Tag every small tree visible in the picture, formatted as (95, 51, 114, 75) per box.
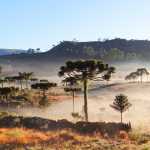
(24, 72, 34, 89)
(64, 87, 81, 113)
(136, 68, 149, 83)
(0, 87, 19, 102)
(0, 79, 6, 88)
(63, 77, 81, 113)
(5, 77, 15, 87)
(18, 72, 34, 89)
(17, 73, 25, 90)
(36, 48, 40, 53)
(110, 94, 132, 123)
(30, 78, 39, 83)
(125, 75, 132, 82)
(125, 72, 138, 82)
(31, 82, 57, 106)
(40, 79, 49, 83)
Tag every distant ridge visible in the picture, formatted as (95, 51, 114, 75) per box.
(45, 38, 150, 60)
(1, 38, 150, 62)
(0, 48, 26, 56)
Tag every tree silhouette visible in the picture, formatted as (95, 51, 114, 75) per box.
(17, 73, 25, 90)
(146, 70, 150, 81)
(30, 78, 38, 82)
(136, 68, 149, 83)
(36, 48, 40, 53)
(58, 60, 115, 121)
(40, 79, 49, 83)
(5, 77, 15, 87)
(31, 82, 57, 106)
(0, 87, 19, 102)
(21, 72, 34, 89)
(125, 75, 132, 82)
(63, 77, 81, 113)
(30, 78, 39, 85)
(125, 72, 138, 82)
(110, 94, 132, 123)
(125, 68, 150, 83)
(0, 79, 6, 88)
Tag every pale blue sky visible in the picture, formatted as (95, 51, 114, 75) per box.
(0, 0, 150, 51)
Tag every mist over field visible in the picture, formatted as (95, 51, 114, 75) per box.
(1, 60, 150, 130)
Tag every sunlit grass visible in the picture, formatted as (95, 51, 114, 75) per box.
(0, 128, 96, 145)
(0, 127, 150, 149)
(0, 128, 49, 144)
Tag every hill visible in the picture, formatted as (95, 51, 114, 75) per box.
(1, 38, 150, 62)
(45, 38, 150, 61)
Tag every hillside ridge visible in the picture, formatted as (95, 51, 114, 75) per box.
(1, 38, 150, 62)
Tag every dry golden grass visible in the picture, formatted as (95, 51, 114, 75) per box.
(0, 128, 99, 145)
(1, 128, 150, 149)
(0, 128, 50, 144)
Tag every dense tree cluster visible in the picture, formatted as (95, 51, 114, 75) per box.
(0, 67, 57, 107)
(0, 87, 19, 101)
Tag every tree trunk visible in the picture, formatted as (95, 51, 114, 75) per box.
(83, 79, 88, 122)
(121, 112, 123, 123)
(72, 91, 75, 113)
(140, 75, 142, 83)
(26, 79, 28, 89)
(1, 82, 3, 88)
(20, 80, 23, 90)
(43, 89, 46, 98)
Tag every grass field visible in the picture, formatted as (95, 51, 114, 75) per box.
(0, 128, 150, 150)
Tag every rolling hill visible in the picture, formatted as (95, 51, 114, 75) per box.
(45, 38, 150, 61)
(1, 38, 150, 62)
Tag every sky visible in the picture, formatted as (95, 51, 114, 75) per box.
(0, 0, 150, 51)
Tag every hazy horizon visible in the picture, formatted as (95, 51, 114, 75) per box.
(1, 37, 150, 52)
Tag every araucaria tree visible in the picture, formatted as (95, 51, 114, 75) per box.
(125, 72, 138, 82)
(31, 82, 57, 106)
(19, 72, 34, 89)
(63, 77, 81, 113)
(136, 68, 149, 83)
(125, 68, 149, 83)
(58, 60, 115, 121)
(17, 73, 25, 90)
(110, 94, 132, 123)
